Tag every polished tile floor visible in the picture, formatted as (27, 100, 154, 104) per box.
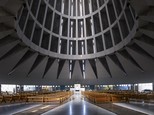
(0, 94, 154, 115)
(114, 102, 154, 115)
(42, 94, 116, 115)
(0, 103, 41, 115)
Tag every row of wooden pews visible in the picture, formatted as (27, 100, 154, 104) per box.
(82, 90, 154, 104)
(0, 91, 73, 104)
(27, 91, 72, 103)
(82, 91, 127, 103)
(101, 90, 154, 103)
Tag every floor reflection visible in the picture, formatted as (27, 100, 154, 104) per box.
(0, 103, 40, 115)
(42, 93, 116, 115)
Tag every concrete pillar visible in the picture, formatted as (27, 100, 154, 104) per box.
(19, 85, 24, 92)
(0, 84, 1, 93)
(35, 85, 42, 92)
(134, 84, 138, 91)
(90, 85, 94, 90)
(60, 85, 65, 90)
(130, 84, 134, 91)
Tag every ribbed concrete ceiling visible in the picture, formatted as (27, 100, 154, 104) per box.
(0, 0, 154, 85)
(17, 0, 137, 60)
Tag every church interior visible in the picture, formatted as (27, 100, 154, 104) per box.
(0, 0, 154, 114)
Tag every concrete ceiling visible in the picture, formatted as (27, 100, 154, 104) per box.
(0, 0, 154, 85)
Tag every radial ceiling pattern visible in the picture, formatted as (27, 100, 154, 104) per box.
(17, 0, 137, 59)
(0, 0, 154, 85)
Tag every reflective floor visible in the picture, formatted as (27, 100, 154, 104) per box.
(42, 94, 116, 115)
(0, 94, 154, 115)
(0, 103, 40, 115)
(114, 102, 154, 115)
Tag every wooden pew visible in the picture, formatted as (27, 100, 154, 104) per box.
(82, 91, 128, 103)
(0, 91, 72, 104)
(26, 91, 72, 103)
(83, 90, 154, 104)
